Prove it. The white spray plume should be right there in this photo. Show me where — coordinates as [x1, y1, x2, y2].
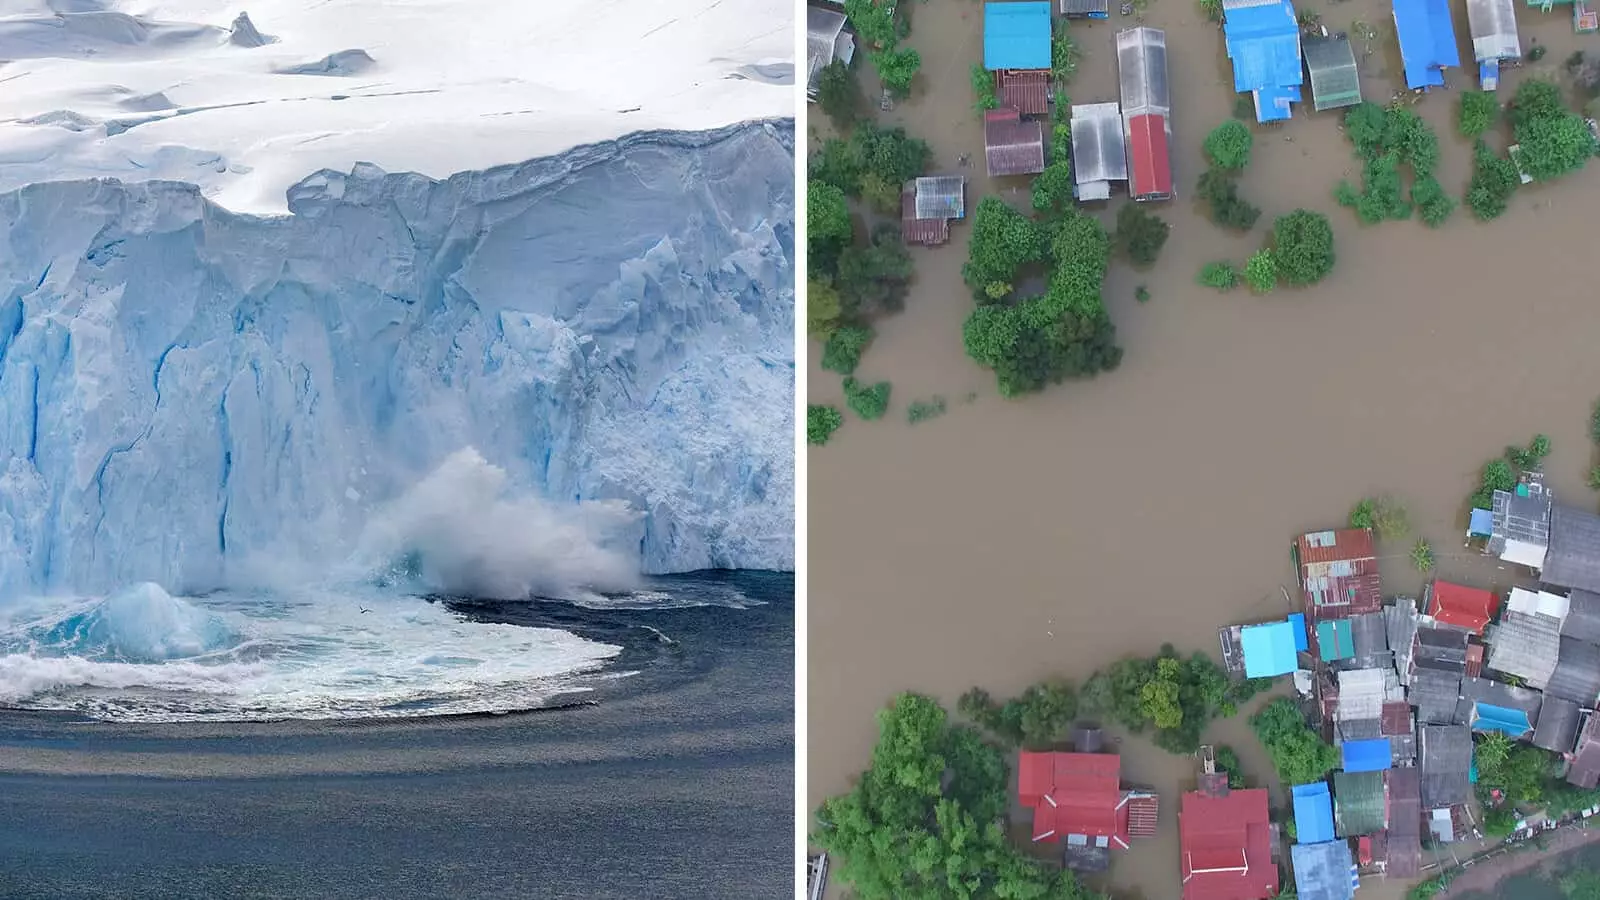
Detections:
[355, 448, 642, 600]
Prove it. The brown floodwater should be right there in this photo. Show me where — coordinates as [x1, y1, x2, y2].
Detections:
[807, 1, 1600, 898]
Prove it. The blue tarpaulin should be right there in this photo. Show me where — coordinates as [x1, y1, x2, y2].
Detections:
[1393, 0, 1460, 89]
[1242, 620, 1298, 677]
[1468, 507, 1495, 537]
[1341, 739, 1394, 773]
[1473, 702, 1532, 737]
[984, 2, 1053, 70]
[1223, 0, 1303, 93]
[1292, 782, 1337, 845]
[1288, 613, 1309, 651]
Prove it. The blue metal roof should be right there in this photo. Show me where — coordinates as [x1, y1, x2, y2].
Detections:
[1341, 739, 1394, 773]
[1224, 0, 1304, 93]
[1291, 840, 1356, 900]
[1393, 0, 1460, 89]
[984, 2, 1053, 71]
[1292, 782, 1337, 845]
[1288, 613, 1309, 652]
[1254, 84, 1300, 122]
[1241, 620, 1299, 677]
[1468, 507, 1495, 537]
[1474, 702, 1533, 736]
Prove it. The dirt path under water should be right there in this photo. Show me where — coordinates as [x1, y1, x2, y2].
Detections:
[807, 2, 1600, 899]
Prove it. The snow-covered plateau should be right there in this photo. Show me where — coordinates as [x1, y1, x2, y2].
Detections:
[0, 0, 793, 719]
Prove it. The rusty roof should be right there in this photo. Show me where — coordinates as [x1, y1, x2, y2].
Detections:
[998, 69, 1051, 116]
[984, 108, 1046, 177]
[900, 185, 950, 246]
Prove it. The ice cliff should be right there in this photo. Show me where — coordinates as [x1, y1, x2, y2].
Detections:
[0, 120, 795, 600]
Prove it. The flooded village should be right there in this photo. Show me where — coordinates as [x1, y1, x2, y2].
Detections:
[806, 0, 1600, 897]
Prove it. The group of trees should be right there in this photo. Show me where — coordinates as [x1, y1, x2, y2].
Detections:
[960, 198, 1124, 397]
[1475, 731, 1555, 836]
[1196, 209, 1334, 296]
[812, 693, 1101, 900]
[1196, 120, 1263, 230]
[958, 681, 1081, 750]
[1467, 433, 1550, 510]
[1334, 102, 1455, 227]
[1509, 79, 1600, 182]
[1250, 697, 1339, 787]
[843, 0, 920, 98]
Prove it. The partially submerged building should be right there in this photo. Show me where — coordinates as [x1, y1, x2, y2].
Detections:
[1412, 625, 1469, 725]
[1292, 782, 1337, 844]
[998, 69, 1052, 116]
[1487, 607, 1563, 689]
[1548, 636, 1600, 706]
[984, 108, 1047, 176]
[1334, 769, 1389, 836]
[1241, 619, 1301, 678]
[1061, 0, 1112, 18]
[1385, 767, 1423, 877]
[1296, 529, 1382, 621]
[984, 1, 1053, 71]
[806, 4, 857, 99]
[1070, 102, 1129, 201]
[1291, 839, 1356, 900]
[1419, 724, 1473, 808]
[1544, 505, 1600, 595]
[901, 176, 966, 246]
[1459, 676, 1543, 739]
[1222, 0, 1305, 122]
[1393, 0, 1462, 89]
[1179, 781, 1279, 900]
[1488, 474, 1552, 570]
[1302, 35, 1363, 111]
[1117, 26, 1176, 201]
[1017, 751, 1156, 870]
[1426, 580, 1500, 635]
[1467, 0, 1522, 88]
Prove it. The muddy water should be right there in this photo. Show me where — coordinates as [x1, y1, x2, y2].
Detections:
[807, 2, 1600, 899]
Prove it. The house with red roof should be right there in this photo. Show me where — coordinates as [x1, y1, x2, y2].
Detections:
[1179, 779, 1278, 900]
[1427, 580, 1500, 634]
[1018, 752, 1157, 870]
[1295, 528, 1382, 620]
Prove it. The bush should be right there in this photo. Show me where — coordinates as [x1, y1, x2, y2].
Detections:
[843, 377, 891, 420]
[1511, 79, 1600, 181]
[808, 181, 853, 258]
[1200, 0, 1223, 21]
[1244, 249, 1277, 293]
[817, 61, 862, 129]
[1459, 90, 1498, 138]
[1204, 120, 1254, 171]
[1251, 698, 1339, 786]
[970, 64, 997, 114]
[822, 325, 874, 375]
[1031, 161, 1075, 215]
[1270, 210, 1336, 285]
[809, 279, 843, 339]
[1196, 168, 1262, 230]
[1115, 203, 1171, 266]
[1411, 538, 1435, 572]
[1198, 261, 1239, 290]
[907, 397, 946, 424]
[959, 681, 1080, 749]
[1052, 30, 1080, 84]
[963, 196, 1046, 299]
[1337, 103, 1449, 225]
[843, 0, 902, 49]
[810, 124, 932, 200]
[1466, 138, 1520, 221]
[836, 224, 914, 320]
[1412, 174, 1457, 227]
[808, 405, 844, 445]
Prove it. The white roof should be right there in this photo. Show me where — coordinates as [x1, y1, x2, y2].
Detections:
[0, 0, 794, 214]
[1467, 0, 1522, 61]
[1503, 538, 1548, 569]
[1509, 587, 1571, 620]
[1070, 102, 1128, 189]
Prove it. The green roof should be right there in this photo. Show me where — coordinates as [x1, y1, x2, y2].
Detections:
[1318, 619, 1355, 662]
[1304, 37, 1361, 111]
[1334, 769, 1388, 836]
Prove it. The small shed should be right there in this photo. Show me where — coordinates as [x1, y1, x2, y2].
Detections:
[1535, 695, 1582, 753]
[983, 108, 1047, 177]
[1302, 36, 1362, 111]
[998, 69, 1052, 116]
[1291, 840, 1356, 900]
[1061, 0, 1111, 17]
[1342, 739, 1393, 773]
[1070, 102, 1128, 201]
[1467, 0, 1521, 89]
[1385, 768, 1423, 877]
[1545, 504, 1600, 595]
[1489, 475, 1552, 569]
[1419, 724, 1473, 808]
[1292, 782, 1337, 844]
[1334, 769, 1388, 836]
[1393, 0, 1462, 89]
[1468, 507, 1496, 539]
[984, 1, 1053, 71]
[1241, 620, 1300, 678]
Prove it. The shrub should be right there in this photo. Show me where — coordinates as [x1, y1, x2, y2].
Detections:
[817, 61, 862, 128]
[963, 196, 1046, 299]
[1200, 0, 1223, 21]
[1052, 30, 1080, 84]
[1511, 79, 1600, 181]
[1270, 210, 1336, 285]
[1411, 538, 1435, 572]
[907, 397, 947, 424]
[1466, 139, 1520, 221]
[808, 181, 853, 257]
[1459, 90, 1498, 138]
[871, 44, 921, 98]
[1252, 698, 1339, 786]
[1198, 261, 1239, 290]
[1204, 120, 1254, 171]
[1244, 249, 1277, 293]
[1196, 168, 1262, 230]
[1031, 161, 1075, 215]
[843, 377, 891, 420]
[971, 64, 998, 115]
[1115, 203, 1171, 266]
[822, 324, 874, 375]
[807, 405, 843, 445]
[1135, 285, 1150, 303]
[1412, 174, 1457, 227]
[809, 279, 843, 339]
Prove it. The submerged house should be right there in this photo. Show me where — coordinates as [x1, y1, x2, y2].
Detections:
[1241, 619, 1301, 678]
[1296, 529, 1382, 620]
[1222, 0, 1305, 122]
[1070, 102, 1129, 201]
[1488, 474, 1552, 570]
[1393, 0, 1462, 89]
[1535, 695, 1583, 753]
[1292, 782, 1337, 844]
[1334, 769, 1388, 836]
[1487, 606, 1564, 688]
[1570, 713, 1600, 788]
[1412, 625, 1469, 725]
[1117, 26, 1176, 201]
[1291, 839, 1356, 900]
[985, 2, 1054, 72]
[1426, 580, 1499, 635]
[999, 70, 1052, 116]
[1017, 751, 1156, 870]
[1302, 35, 1363, 111]
[984, 108, 1047, 176]
[806, 4, 857, 99]
[1467, 0, 1521, 88]
[1179, 781, 1279, 900]
[901, 176, 966, 246]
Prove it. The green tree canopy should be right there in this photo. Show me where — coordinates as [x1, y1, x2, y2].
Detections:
[817, 60, 862, 128]
[808, 279, 843, 339]
[1459, 90, 1498, 138]
[1270, 210, 1336, 285]
[1251, 698, 1339, 786]
[1203, 120, 1254, 171]
[837, 224, 914, 320]
[1244, 248, 1277, 293]
[962, 196, 1046, 299]
[843, 377, 891, 420]
[808, 181, 853, 258]
[807, 405, 844, 445]
[1510, 79, 1600, 181]
[872, 46, 921, 98]
[821, 324, 874, 375]
[1115, 203, 1171, 267]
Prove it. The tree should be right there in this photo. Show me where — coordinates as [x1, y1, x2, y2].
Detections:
[817, 61, 862, 129]
[1140, 657, 1185, 729]
[843, 377, 891, 420]
[1510, 79, 1600, 181]
[1411, 174, 1456, 228]
[808, 181, 853, 259]
[1214, 744, 1247, 788]
[1196, 168, 1262, 230]
[970, 64, 998, 115]
[836, 225, 914, 320]
[1052, 30, 1080, 84]
[1270, 210, 1335, 285]
[871, 46, 920, 99]
[1116, 203, 1171, 266]
[1244, 248, 1277, 293]
[962, 196, 1045, 298]
[821, 324, 874, 375]
[1459, 90, 1498, 138]
[1349, 497, 1376, 530]
[1031, 161, 1075, 215]
[808, 405, 843, 445]
[842, 0, 899, 50]
[1466, 138, 1520, 221]
[1198, 261, 1239, 290]
[808, 279, 843, 339]
[1204, 120, 1254, 171]
[857, 172, 900, 215]
[1251, 698, 1339, 786]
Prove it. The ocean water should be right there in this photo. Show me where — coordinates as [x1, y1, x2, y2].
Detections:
[0, 570, 794, 900]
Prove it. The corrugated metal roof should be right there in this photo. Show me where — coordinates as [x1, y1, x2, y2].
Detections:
[1342, 739, 1393, 773]
[1336, 668, 1401, 721]
[1545, 505, 1600, 595]
[807, 6, 849, 95]
[1061, 0, 1111, 15]
[1117, 27, 1170, 116]
[1386, 768, 1423, 877]
[1393, 0, 1462, 89]
[901, 185, 951, 246]
[1124, 113, 1173, 200]
[984, 108, 1046, 176]
[913, 176, 966, 220]
[1334, 770, 1388, 836]
[1223, 0, 1304, 93]
[1292, 782, 1336, 844]
[1070, 102, 1128, 189]
[1420, 724, 1472, 807]
[1428, 580, 1499, 634]
[1535, 695, 1582, 753]
[1242, 620, 1299, 677]
[1467, 0, 1521, 62]
[1302, 36, 1362, 111]
[1318, 619, 1355, 661]
[998, 69, 1051, 116]
[1487, 610, 1563, 687]
[1489, 474, 1551, 563]
[1548, 636, 1600, 705]
[1570, 713, 1600, 789]
[1473, 702, 1533, 737]
[1292, 840, 1356, 900]
[1411, 668, 1462, 726]
[1563, 590, 1600, 643]
[984, 1, 1053, 71]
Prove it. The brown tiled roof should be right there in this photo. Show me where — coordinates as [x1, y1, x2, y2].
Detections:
[900, 185, 949, 246]
[1127, 793, 1159, 837]
[984, 108, 1046, 177]
[1381, 702, 1411, 736]
[998, 69, 1051, 116]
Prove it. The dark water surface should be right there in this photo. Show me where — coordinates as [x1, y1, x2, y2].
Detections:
[0, 571, 793, 900]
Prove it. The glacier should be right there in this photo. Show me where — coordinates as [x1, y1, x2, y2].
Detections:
[0, 120, 796, 602]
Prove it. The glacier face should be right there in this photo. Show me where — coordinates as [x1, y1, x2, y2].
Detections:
[0, 120, 795, 600]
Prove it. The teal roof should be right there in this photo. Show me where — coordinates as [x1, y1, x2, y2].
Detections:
[1317, 619, 1355, 661]
[1242, 620, 1299, 677]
